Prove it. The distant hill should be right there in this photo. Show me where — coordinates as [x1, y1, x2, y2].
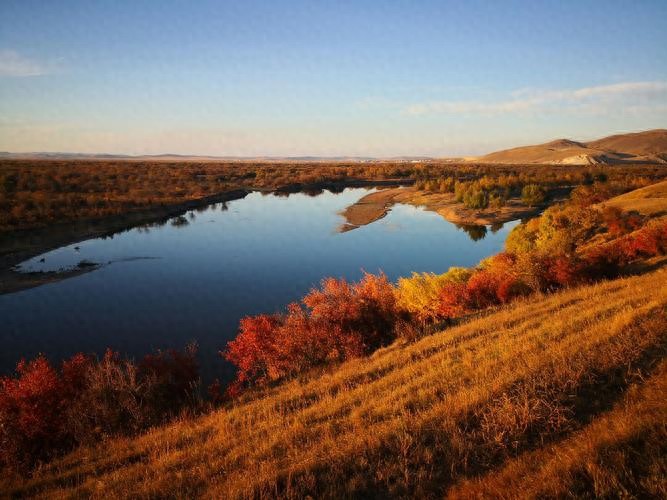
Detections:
[476, 129, 667, 165]
[586, 129, 667, 157]
[3, 129, 666, 165]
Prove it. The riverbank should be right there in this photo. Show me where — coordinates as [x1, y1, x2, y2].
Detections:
[339, 186, 544, 232]
[0, 179, 413, 295]
[0, 189, 250, 294]
[6, 266, 664, 497]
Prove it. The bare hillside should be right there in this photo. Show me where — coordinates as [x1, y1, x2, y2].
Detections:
[477, 129, 667, 165]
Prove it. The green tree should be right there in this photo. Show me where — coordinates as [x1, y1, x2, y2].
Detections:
[464, 189, 489, 209]
[521, 184, 546, 207]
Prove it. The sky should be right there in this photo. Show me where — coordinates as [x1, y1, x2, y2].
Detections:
[1, 0, 666, 157]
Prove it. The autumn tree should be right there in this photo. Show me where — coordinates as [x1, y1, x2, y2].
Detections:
[521, 184, 546, 207]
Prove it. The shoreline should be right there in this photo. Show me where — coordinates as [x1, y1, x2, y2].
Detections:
[0, 179, 412, 295]
[0, 189, 250, 295]
[338, 186, 546, 232]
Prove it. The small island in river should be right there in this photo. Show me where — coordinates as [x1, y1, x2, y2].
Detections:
[338, 186, 544, 232]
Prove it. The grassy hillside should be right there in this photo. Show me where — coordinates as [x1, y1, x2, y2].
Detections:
[587, 129, 667, 157]
[5, 265, 666, 498]
[601, 179, 667, 217]
[479, 139, 606, 164]
[478, 129, 667, 164]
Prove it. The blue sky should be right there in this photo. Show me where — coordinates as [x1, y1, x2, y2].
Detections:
[1, 0, 666, 156]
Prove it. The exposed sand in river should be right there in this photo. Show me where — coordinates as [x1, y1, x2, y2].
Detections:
[339, 187, 542, 232]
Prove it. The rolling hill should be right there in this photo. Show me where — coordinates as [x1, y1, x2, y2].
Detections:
[600, 179, 667, 217]
[476, 129, 667, 165]
[3, 263, 666, 498]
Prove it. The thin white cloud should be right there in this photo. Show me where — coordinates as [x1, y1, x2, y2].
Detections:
[0, 49, 50, 77]
[405, 81, 667, 116]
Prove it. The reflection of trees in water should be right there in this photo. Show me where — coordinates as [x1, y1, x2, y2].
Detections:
[490, 221, 504, 234]
[303, 188, 324, 197]
[274, 186, 346, 197]
[459, 224, 487, 241]
[171, 215, 189, 227]
[137, 219, 169, 231]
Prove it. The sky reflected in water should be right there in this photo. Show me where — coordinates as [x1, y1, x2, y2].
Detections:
[1, 188, 518, 378]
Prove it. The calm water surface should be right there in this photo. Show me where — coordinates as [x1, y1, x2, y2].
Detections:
[1, 188, 518, 378]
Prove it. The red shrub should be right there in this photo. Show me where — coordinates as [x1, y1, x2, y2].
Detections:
[466, 270, 502, 310]
[224, 273, 399, 392]
[582, 243, 625, 279]
[546, 255, 582, 287]
[1, 346, 201, 470]
[623, 226, 659, 258]
[602, 206, 645, 238]
[60, 353, 91, 395]
[281, 303, 364, 368]
[496, 277, 531, 303]
[581, 220, 667, 280]
[434, 254, 529, 316]
[303, 272, 398, 351]
[224, 314, 282, 387]
[0, 357, 69, 467]
[304, 278, 360, 327]
[437, 282, 470, 319]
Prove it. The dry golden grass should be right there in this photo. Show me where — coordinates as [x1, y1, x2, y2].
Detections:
[449, 362, 667, 498]
[601, 179, 667, 217]
[4, 267, 666, 498]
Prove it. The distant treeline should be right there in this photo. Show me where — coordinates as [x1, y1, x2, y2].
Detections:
[1, 159, 666, 232]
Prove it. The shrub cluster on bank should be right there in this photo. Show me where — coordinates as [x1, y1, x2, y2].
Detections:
[0, 346, 200, 469]
[220, 182, 667, 396]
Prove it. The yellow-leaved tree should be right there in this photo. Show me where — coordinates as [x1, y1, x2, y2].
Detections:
[396, 268, 472, 324]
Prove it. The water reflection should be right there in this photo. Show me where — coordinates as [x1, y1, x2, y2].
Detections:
[2, 188, 519, 378]
[490, 221, 505, 233]
[171, 215, 189, 227]
[458, 224, 488, 241]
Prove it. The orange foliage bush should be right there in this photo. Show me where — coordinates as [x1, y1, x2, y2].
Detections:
[437, 282, 470, 319]
[223, 202, 667, 397]
[0, 347, 200, 470]
[224, 273, 398, 393]
[602, 206, 644, 237]
[466, 270, 503, 309]
[0, 357, 72, 468]
[583, 220, 667, 276]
